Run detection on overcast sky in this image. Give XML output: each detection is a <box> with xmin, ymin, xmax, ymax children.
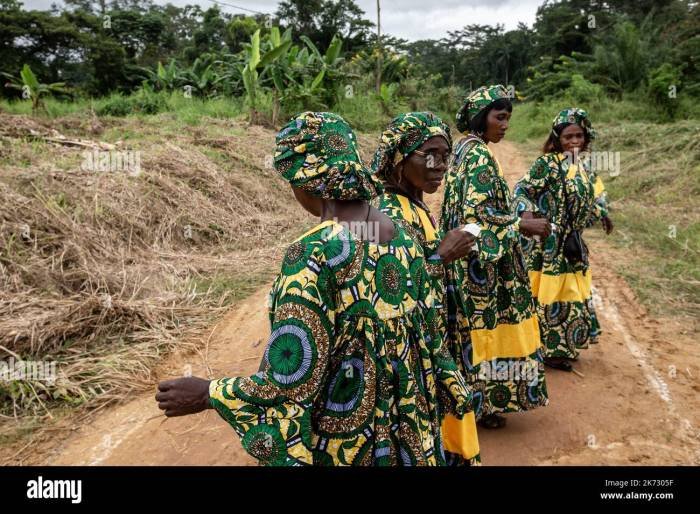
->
<box><xmin>22</xmin><ymin>0</ymin><xmax>544</xmax><ymax>40</ymax></box>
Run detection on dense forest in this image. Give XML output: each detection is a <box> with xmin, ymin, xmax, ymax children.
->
<box><xmin>0</xmin><ymin>0</ymin><xmax>698</xmax><ymax>121</ymax></box>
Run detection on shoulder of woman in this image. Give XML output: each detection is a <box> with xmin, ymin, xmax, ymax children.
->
<box><xmin>374</xmin><ymin>191</ymin><xmax>401</xmax><ymax>212</ymax></box>
<box><xmin>535</xmin><ymin>152</ymin><xmax>564</xmax><ymax>164</ymax></box>
<box><xmin>453</xmin><ymin>138</ymin><xmax>492</xmax><ymax>168</ymax></box>
<box><xmin>280</xmin><ymin>226</ymin><xmax>328</xmax><ymax>274</ymax></box>
<box><xmin>456</xmin><ymin>136</ymin><xmax>485</xmax><ymax>154</ymax></box>
<box><xmin>530</xmin><ymin>153</ymin><xmax>562</xmax><ymax>175</ymax></box>
<box><xmin>284</xmin><ymin>221</ymin><xmax>355</xmax><ymax>264</ymax></box>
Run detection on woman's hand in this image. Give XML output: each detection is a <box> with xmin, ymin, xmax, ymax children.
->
<box><xmin>438</xmin><ymin>228</ymin><xmax>475</xmax><ymax>263</ymax></box>
<box><xmin>519</xmin><ymin>217</ymin><xmax>551</xmax><ymax>239</ymax></box>
<box><xmin>601</xmin><ymin>215</ymin><xmax>614</xmax><ymax>234</ymax></box>
<box><xmin>156</xmin><ymin>376</ymin><xmax>212</xmax><ymax>417</ymax></box>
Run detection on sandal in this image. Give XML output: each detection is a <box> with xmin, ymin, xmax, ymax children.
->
<box><xmin>478</xmin><ymin>413</ymin><xmax>507</xmax><ymax>429</ymax></box>
<box><xmin>545</xmin><ymin>357</ymin><xmax>573</xmax><ymax>372</ymax></box>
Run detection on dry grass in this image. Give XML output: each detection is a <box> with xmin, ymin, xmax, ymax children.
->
<box><xmin>0</xmin><ymin>112</ymin><xmax>308</xmax><ymax>441</ymax></box>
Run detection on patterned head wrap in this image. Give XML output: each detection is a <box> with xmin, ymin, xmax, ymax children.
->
<box><xmin>551</xmin><ymin>107</ymin><xmax>596</xmax><ymax>141</ymax></box>
<box><xmin>456</xmin><ymin>84</ymin><xmax>511</xmax><ymax>133</ymax></box>
<box><xmin>370</xmin><ymin>111</ymin><xmax>452</xmax><ymax>180</ymax></box>
<box><xmin>274</xmin><ymin>111</ymin><xmax>383</xmax><ymax>200</ymax></box>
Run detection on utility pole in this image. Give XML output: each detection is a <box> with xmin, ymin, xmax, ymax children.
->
<box><xmin>375</xmin><ymin>0</ymin><xmax>382</xmax><ymax>94</ymax></box>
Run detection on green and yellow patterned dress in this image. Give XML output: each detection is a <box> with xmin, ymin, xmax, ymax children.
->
<box><xmin>209</xmin><ymin>219</ymin><xmax>471</xmax><ymax>466</ymax></box>
<box><xmin>375</xmin><ymin>190</ymin><xmax>480</xmax><ymax>465</ymax></box>
<box><xmin>513</xmin><ymin>153</ymin><xmax>607</xmax><ymax>359</ymax></box>
<box><xmin>440</xmin><ymin>136</ymin><xmax>548</xmax><ymax>418</ymax></box>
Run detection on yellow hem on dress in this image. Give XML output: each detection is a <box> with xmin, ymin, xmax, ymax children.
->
<box><xmin>441</xmin><ymin>411</ymin><xmax>480</xmax><ymax>460</ymax></box>
<box><xmin>470</xmin><ymin>316</ymin><xmax>541</xmax><ymax>366</ymax></box>
<box><xmin>529</xmin><ymin>270</ymin><xmax>592</xmax><ymax>305</ymax></box>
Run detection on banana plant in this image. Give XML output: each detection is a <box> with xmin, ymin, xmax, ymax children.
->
<box><xmin>376</xmin><ymin>82</ymin><xmax>399</xmax><ymax>115</ymax></box>
<box><xmin>241</xmin><ymin>28</ymin><xmax>293</xmax><ymax>124</ymax></box>
<box><xmin>2</xmin><ymin>64</ymin><xmax>69</xmax><ymax>114</ymax></box>
<box><xmin>300</xmin><ymin>34</ymin><xmax>343</xmax><ymax>83</ymax></box>
<box><xmin>138</xmin><ymin>59</ymin><xmax>182</xmax><ymax>92</ymax></box>
<box><xmin>213</xmin><ymin>53</ymin><xmax>245</xmax><ymax>96</ymax></box>
<box><xmin>140</xmin><ymin>56</ymin><xmax>233</xmax><ymax>98</ymax></box>
<box><xmin>268</xmin><ymin>34</ymin><xmax>348</xmax><ymax>114</ymax></box>
<box><xmin>181</xmin><ymin>56</ymin><xmax>227</xmax><ymax>98</ymax></box>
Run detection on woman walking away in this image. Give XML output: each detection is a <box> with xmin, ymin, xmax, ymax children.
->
<box><xmin>155</xmin><ymin>112</ymin><xmax>471</xmax><ymax>466</ymax></box>
<box><xmin>372</xmin><ymin>111</ymin><xmax>480</xmax><ymax>465</ymax></box>
<box><xmin>440</xmin><ymin>85</ymin><xmax>551</xmax><ymax>430</ymax></box>
<box><xmin>513</xmin><ymin>108</ymin><xmax>613</xmax><ymax>371</ymax></box>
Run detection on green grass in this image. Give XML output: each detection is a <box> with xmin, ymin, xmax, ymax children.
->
<box><xmin>333</xmin><ymin>88</ymin><xmax>459</xmax><ymax>134</ymax></box>
<box><xmin>599</xmin><ymin>121</ymin><xmax>699</xmax><ymax>321</ymax></box>
<box><xmin>0</xmin><ymin>96</ymin><xmax>94</xmax><ymax>117</ymax></box>
<box><xmin>333</xmin><ymin>93</ymin><xmax>401</xmax><ymax>133</ymax></box>
<box><xmin>0</xmin><ymin>92</ymin><xmax>246</xmax><ymax>123</ymax></box>
<box><xmin>508</xmin><ymin>93</ymin><xmax>700</xmax><ymax>144</ymax></box>
<box><xmin>165</xmin><ymin>94</ymin><xmax>246</xmax><ymax>125</ymax></box>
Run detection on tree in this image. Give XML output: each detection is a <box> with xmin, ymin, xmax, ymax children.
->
<box><xmin>183</xmin><ymin>6</ymin><xmax>229</xmax><ymax>63</ymax></box>
<box><xmin>225</xmin><ymin>15</ymin><xmax>260</xmax><ymax>54</ymax></box>
<box><xmin>276</xmin><ymin>0</ymin><xmax>373</xmax><ymax>53</ymax></box>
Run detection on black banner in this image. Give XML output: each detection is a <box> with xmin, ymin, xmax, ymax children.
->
<box><xmin>1</xmin><ymin>466</ymin><xmax>696</xmax><ymax>509</ymax></box>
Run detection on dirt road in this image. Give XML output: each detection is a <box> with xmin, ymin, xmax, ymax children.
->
<box><xmin>34</xmin><ymin>141</ymin><xmax>700</xmax><ymax>466</ymax></box>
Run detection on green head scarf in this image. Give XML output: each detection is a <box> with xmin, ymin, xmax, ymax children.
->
<box><xmin>370</xmin><ymin>111</ymin><xmax>452</xmax><ymax>180</ymax></box>
<box><xmin>274</xmin><ymin>111</ymin><xmax>383</xmax><ymax>200</ymax></box>
<box><xmin>456</xmin><ymin>84</ymin><xmax>511</xmax><ymax>134</ymax></box>
<box><xmin>551</xmin><ymin>107</ymin><xmax>596</xmax><ymax>141</ymax></box>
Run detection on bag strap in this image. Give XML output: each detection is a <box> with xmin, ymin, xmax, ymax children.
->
<box><xmin>457</xmin><ymin>134</ymin><xmax>485</xmax><ymax>156</ymax></box>
<box><xmin>556</xmin><ymin>153</ymin><xmax>575</xmax><ymax>227</ymax></box>
<box><xmin>554</xmin><ymin>154</ymin><xmax>575</xmax><ymax>257</ymax></box>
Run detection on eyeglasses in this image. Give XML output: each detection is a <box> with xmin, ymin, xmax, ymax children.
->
<box><xmin>412</xmin><ymin>149</ymin><xmax>451</xmax><ymax>167</ymax></box>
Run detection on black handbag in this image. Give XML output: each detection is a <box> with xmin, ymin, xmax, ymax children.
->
<box><xmin>563</xmin><ymin>227</ymin><xmax>587</xmax><ymax>264</ymax></box>
<box><xmin>559</xmin><ymin>159</ymin><xmax>588</xmax><ymax>265</ymax></box>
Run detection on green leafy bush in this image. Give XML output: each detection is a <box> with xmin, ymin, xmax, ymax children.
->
<box><xmin>647</xmin><ymin>63</ymin><xmax>683</xmax><ymax>120</ymax></box>
<box><xmin>96</xmin><ymin>89</ymin><xmax>169</xmax><ymax>117</ymax></box>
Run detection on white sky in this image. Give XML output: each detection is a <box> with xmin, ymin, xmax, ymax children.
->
<box><xmin>22</xmin><ymin>0</ymin><xmax>542</xmax><ymax>41</ymax></box>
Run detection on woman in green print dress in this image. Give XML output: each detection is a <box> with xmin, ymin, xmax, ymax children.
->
<box><xmin>513</xmin><ymin>108</ymin><xmax>614</xmax><ymax>371</ymax></box>
<box><xmin>155</xmin><ymin>112</ymin><xmax>471</xmax><ymax>466</ymax></box>
<box><xmin>440</xmin><ymin>85</ymin><xmax>551</xmax><ymax>429</ymax></box>
<box><xmin>371</xmin><ymin>111</ymin><xmax>481</xmax><ymax>465</ymax></box>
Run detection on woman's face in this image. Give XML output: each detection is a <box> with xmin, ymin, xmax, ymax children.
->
<box><xmin>398</xmin><ymin>136</ymin><xmax>450</xmax><ymax>194</ymax></box>
<box><xmin>559</xmin><ymin>124</ymin><xmax>585</xmax><ymax>153</ymax></box>
<box><xmin>485</xmin><ymin>108</ymin><xmax>511</xmax><ymax>143</ymax></box>
<box><xmin>291</xmin><ymin>185</ymin><xmax>322</xmax><ymax>216</ymax></box>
